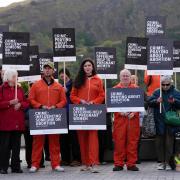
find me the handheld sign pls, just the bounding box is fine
[53,28,76,62]
[29,109,68,135]
[147,38,173,75]
[145,16,166,37]
[173,41,180,72]
[95,47,117,79]
[69,104,106,130]
[107,88,144,112]
[0,25,9,60]
[18,46,41,82]
[125,37,148,70]
[2,32,30,71]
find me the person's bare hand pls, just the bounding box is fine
[14,103,21,111]
[80,99,88,104]
[128,113,135,119]
[10,99,19,105]
[157,97,163,103]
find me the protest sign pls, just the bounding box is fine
[53,28,76,62]
[107,88,144,112]
[125,37,148,70]
[2,32,30,71]
[69,104,106,130]
[147,38,173,75]
[29,109,68,135]
[95,47,117,79]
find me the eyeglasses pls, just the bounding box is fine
[161,83,170,87]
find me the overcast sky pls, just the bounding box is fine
[0,0,26,7]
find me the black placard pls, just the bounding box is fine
[95,47,117,79]
[69,104,106,130]
[107,88,144,112]
[53,28,76,62]
[29,109,68,135]
[145,16,166,37]
[2,32,30,71]
[18,46,41,82]
[173,41,180,72]
[147,38,173,75]
[0,25,9,60]
[125,37,148,70]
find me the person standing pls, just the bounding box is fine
[148,75,180,170]
[59,68,81,166]
[70,58,105,173]
[113,69,140,171]
[29,61,67,173]
[0,69,29,174]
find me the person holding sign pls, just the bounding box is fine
[70,58,105,173]
[0,69,29,174]
[113,69,140,171]
[29,61,67,173]
[148,76,180,170]
[59,68,81,166]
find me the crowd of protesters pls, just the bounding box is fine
[0,58,180,175]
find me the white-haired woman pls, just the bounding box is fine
[148,76,180,170]
[0,69,29,174]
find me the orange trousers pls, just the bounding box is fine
[31,134,60,169]
[113,115,140,167]
[77,130,99,166]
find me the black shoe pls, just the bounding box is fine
[11,169,23,173]
[61,161,70,166]
[136,160,141,164]
[40,164,45,168]
[113,166,123,171]
[0,169,8,174]
[27,165,31,169]
[127,166,139,171]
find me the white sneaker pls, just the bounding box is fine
[89,165,99,173]
[80,166,90,171]
[54,166,65,172]
[157,163,165,170]
[29,166,38,173]
[165,164,172,171]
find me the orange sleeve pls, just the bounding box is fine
[70,87,81,104]
[28,84,42,108]
[55,86,67,108]
[144,70,150,86]
[92,79,105,104]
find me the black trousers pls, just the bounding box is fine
[98,113,113,162]
[156,128,174,163]
[0,131,21,171]
[60,130,81,163]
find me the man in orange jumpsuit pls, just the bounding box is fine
[113,69,140,171]
[29,61,67,173]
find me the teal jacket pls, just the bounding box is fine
[148,86,180,135]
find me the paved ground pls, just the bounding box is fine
[0,149,180,180]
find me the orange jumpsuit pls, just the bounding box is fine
[144,70,160,96]
[70,75,105,166]
[29,78,67,169]
[113,83,140,168]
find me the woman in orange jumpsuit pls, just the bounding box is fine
[70,58,105,173]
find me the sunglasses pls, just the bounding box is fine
[162,83,170,87]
